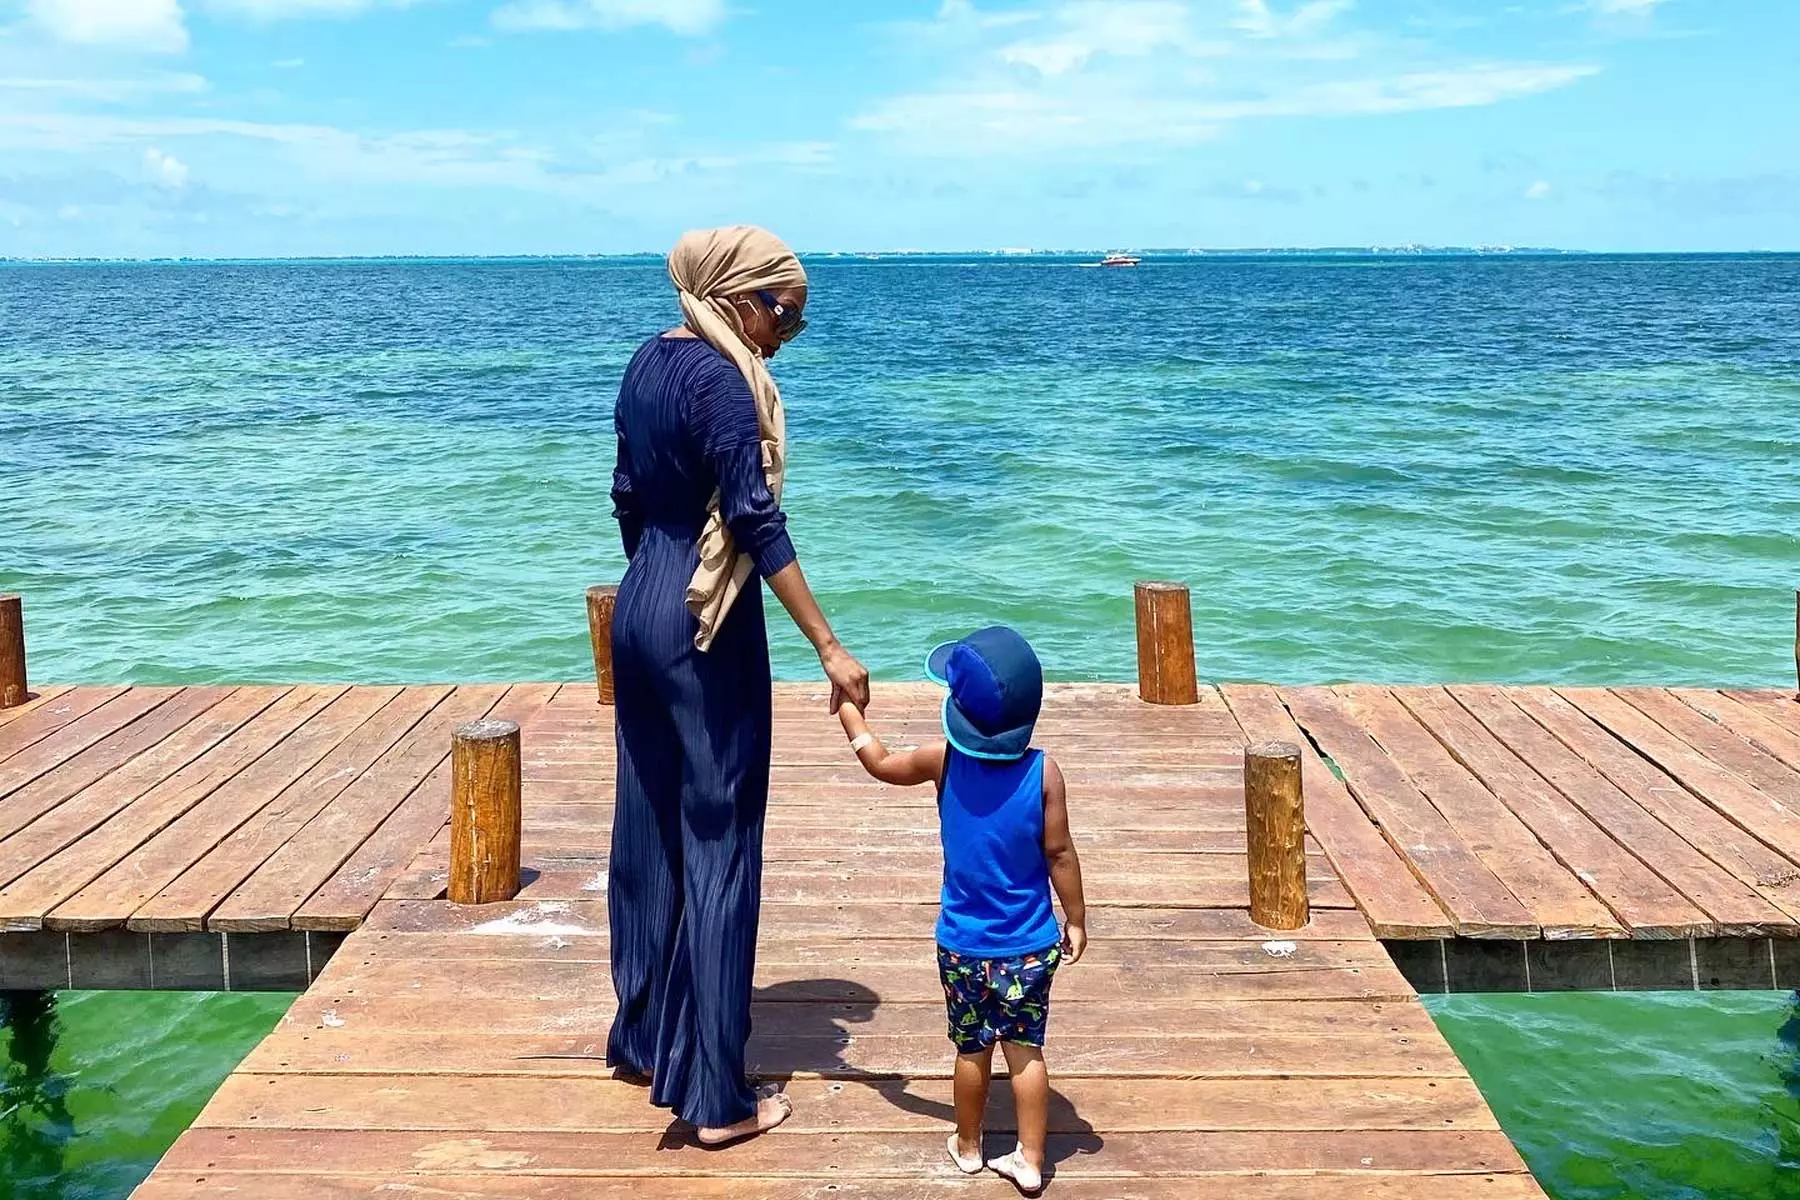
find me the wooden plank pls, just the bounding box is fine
[362,898,1377,942]
[207,685,509,932]
[0,687,285,890]
[0,685,73,729]
[131,687,451,932]
[274,989,1441,1039]
[0,686,173,798]
[308,954,1414,1005]
[1218,685,1450,938]
[1674,688,1800,775]
[136,1173,1547,1200]
[407,846,1337,885]
[1590,687,1800,856]
[0,686,127,764]
[513,866,1358,910]
[242,1025,1459,1080]
[46,687,400,932]
[1518,688,1800,915]
[1340,686,1621,939]
[190,1078,1509,1148]
[1455,687,1783,936]
[296,685,560,930]
[1722,690,1800,720]
[347,934,1384,973]
[0,686,235,841]
[194,1073,1495,1131]
[0,687,342,932]
[1279,687,1536,938]
[1394,687,1703,938]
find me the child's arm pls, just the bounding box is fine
[1041,754,1087,963]
[838,702,946,788]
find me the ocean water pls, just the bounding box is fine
[3,253,1800,1198]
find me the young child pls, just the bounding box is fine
[837,625,1086,1196]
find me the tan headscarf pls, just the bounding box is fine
[668,225,808,650]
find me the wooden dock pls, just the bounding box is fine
[1,675,1797,1195]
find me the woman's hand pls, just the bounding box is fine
[821,641,870,713]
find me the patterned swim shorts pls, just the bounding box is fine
[936,943,1062,1055]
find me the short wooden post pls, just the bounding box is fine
[0,595,26,710]
[448,719,522,905]
[586,585,618,706]
[1793,589,1799,700]
[1245,740,1308,930]
[1134,581,1198,705]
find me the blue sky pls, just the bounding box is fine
[1,0,1796,256]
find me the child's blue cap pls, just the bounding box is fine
[924,626,1043,761]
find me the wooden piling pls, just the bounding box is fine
[0,595,26,710]
[448,719,522,905]
[1134,581,1198,705]
[1244,739,1309,930]
[586,585,618,706]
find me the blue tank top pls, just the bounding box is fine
[935,748,1061,957]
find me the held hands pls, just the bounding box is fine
[821,641,870,714]
[1061,922,1087,965]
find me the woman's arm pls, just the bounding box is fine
[694,362,869,711]
[610,433,642,560]
[837,701,943,787]
[769,565,869,712]
[1041,755,1087,963]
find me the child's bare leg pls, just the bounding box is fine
[952,1046,994,1161]
[993,1041,1049,1191]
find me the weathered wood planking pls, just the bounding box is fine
[124,679,1537,1199]
[1280,687,1537,938]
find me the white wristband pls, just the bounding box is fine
[848,733,874,753]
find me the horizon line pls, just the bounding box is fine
[5,246,1799,264]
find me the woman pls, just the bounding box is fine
[607,225,870,1145]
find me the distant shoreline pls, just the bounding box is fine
[4,247,1796,265]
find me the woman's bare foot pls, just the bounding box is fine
[989,1144,1045,1195]
[696,1092,793,1147]
[947,1131,984,1174]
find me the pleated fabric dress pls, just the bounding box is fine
[606,333,796,1129]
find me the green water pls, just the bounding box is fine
[1,992,291,1199]
[1429,992,1800,1199]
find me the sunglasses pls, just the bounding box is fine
[754,290,807,343]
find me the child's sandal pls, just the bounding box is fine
[989,1144,1045,1196]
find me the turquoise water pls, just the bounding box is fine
[3,254,1800,1197]
[4,254,1797,685]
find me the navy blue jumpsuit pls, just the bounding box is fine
[606,334,796,1129]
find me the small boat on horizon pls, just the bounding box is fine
[1098,253,1141,267]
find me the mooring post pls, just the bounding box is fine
[448,718,522,905]
[586,584,618,706]
[1134,581,1199,705]
[1245,740,1309,930]
[0,594,26,709]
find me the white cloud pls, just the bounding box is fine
[999,1,1212,77]
[204,0,394,16]
[855,58,1598,155]
[272,57,305,67]
[1232,0,1354,40]
[24,0,188,52]
[0,72,206,100]
[491,0,726,35]
[143,145,189,187]
[1525,179,1551,199]
[1590,0,1666,13]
